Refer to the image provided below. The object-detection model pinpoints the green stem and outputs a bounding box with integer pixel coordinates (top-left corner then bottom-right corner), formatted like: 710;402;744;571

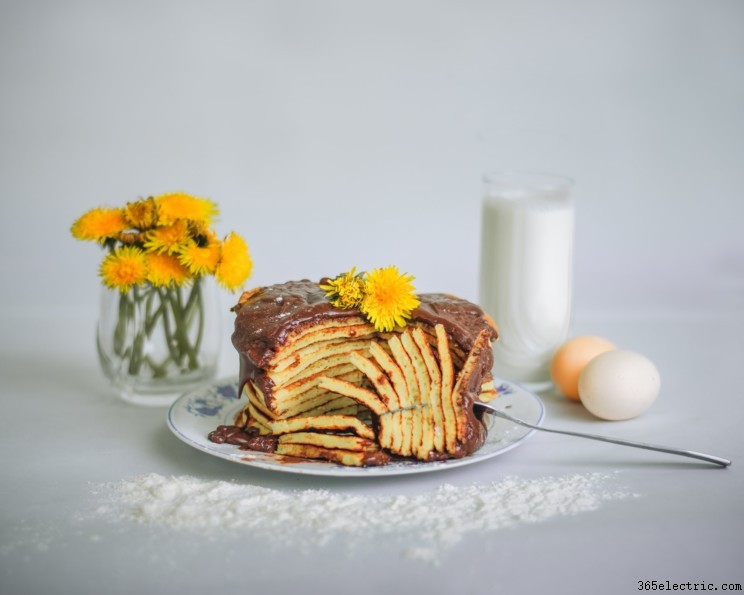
169;286;199;370
127;285;146;375
193;282;205;358
184;276;201;325
158;287;182;367
180;278;205;368
113;291;132;358
144;288;164;335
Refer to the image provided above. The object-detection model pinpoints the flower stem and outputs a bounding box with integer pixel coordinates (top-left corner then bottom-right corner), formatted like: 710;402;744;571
114;291;132;357
168;285;199;370
157;287;182;367
184;276;201;325
193;281;205;357
127;285;146;375
145;288;164;335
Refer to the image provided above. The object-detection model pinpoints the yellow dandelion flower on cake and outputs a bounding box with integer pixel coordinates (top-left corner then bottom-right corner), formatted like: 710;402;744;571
215;232;253;292
154;192;218;226
71;207;129;243
146;252;190;287
124;198;158;230
99;246;148;293
178;236;221;276
360;266;420;333
143;220;190;254
321;267;365;309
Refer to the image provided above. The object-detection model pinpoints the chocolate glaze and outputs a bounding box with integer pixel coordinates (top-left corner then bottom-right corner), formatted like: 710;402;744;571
208;425;394;466
229;279;498;463
208;425;279;453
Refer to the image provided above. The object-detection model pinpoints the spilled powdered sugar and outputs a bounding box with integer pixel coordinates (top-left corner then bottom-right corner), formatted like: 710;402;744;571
92;472;636;563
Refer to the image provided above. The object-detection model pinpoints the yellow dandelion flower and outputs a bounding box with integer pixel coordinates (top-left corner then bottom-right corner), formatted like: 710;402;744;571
360;266;420;333
146;252;190;287
178;237;221;276
124;197;158;230
71;207;128;243
143;220;190;254
154;192;218;226
215;232;253;292
99;246;148;293
320;267;365;310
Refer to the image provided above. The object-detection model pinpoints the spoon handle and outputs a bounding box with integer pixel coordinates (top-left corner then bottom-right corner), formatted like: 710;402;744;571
476;402;731;468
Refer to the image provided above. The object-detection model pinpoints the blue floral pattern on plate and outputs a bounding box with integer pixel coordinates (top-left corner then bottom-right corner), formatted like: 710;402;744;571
185;379;239;418
495;382;514;397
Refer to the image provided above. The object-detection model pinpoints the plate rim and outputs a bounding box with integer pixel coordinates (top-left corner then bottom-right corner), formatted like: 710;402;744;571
166;376;544;477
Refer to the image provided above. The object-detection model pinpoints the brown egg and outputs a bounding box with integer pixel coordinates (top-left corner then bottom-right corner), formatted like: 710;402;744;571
551;335;616;400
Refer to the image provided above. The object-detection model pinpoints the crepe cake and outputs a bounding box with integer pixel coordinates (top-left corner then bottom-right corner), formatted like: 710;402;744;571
209;279;500;466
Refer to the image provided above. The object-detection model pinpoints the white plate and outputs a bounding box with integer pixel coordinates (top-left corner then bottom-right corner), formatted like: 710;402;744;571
167;377;544;477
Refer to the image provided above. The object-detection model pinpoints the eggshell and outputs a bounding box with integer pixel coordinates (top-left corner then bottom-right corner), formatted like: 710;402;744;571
551;336;616;400
578;350;660;420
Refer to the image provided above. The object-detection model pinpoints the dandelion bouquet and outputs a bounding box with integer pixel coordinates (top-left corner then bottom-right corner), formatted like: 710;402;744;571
72;192;252;403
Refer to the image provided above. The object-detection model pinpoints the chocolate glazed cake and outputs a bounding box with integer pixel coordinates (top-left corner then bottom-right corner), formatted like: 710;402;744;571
209;279;499;466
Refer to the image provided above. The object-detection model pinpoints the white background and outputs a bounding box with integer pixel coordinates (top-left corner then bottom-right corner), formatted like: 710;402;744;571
1;2;742;594
2;0;742;317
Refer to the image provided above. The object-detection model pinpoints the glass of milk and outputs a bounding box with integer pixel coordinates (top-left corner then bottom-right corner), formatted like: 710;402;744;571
479;171;575;391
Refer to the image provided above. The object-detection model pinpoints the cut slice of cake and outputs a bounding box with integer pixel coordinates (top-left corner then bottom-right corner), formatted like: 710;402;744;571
209;279;499;466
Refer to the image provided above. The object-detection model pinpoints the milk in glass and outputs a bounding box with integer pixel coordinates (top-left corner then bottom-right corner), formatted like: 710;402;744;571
479;172;574;390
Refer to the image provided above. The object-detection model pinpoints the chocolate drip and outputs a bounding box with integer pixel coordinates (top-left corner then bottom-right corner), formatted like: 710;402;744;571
208;425;278;453
208;425;394;466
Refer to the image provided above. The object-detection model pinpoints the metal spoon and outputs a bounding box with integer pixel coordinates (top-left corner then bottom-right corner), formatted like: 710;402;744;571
475;401;731;468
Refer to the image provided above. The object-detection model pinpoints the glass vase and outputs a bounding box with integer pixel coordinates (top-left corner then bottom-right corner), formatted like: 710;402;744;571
96;276;221;406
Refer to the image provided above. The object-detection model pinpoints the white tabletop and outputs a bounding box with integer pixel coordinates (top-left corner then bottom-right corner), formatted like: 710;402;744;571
1;306;741;595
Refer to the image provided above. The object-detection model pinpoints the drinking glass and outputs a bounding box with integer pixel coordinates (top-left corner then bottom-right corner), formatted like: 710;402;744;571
479;171;575;391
